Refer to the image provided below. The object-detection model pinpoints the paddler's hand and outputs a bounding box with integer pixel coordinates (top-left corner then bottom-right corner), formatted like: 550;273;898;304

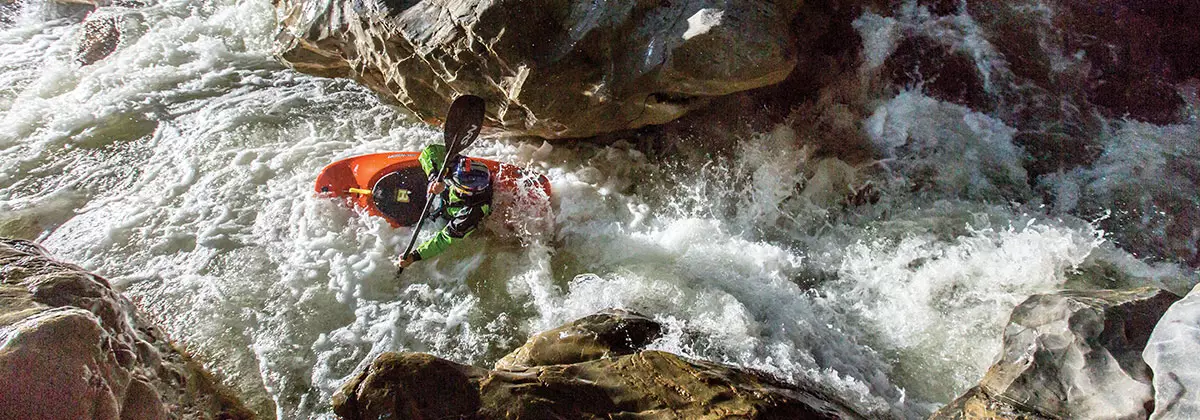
428;181;445;195
396;254;416;268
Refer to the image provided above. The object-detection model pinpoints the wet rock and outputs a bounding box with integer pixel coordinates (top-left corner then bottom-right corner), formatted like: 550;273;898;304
965;0;1190;125
1013;131;1102;178
75;13;122;65
935;288;1180;419
930;386;1050;420
1144;283;1200;419
334;310;865;419
495;308;662;370
881;36;990;112
0;238;253;420
274;0;800;139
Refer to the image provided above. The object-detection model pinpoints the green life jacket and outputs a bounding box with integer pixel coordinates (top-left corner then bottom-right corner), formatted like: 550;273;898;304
412;144;493;260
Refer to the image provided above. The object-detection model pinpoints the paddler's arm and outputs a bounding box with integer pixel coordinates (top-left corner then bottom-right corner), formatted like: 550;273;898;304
419;143;448;177
407;202;491;263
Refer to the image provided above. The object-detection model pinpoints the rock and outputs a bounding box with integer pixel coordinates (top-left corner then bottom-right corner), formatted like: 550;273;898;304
274;0;800;139
930;386;1051;420
880;36;990;112
965;0;1190;125
75;13;122;65
0;238;253;420
1144;283;1200;419
494;308;662;370
1012;131;1102;178
935;288;1180;419
334;310;865;419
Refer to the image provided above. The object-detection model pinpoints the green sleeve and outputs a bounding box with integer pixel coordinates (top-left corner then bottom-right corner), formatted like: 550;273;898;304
413;202;490;260
419;143;448;177
413;229;459;260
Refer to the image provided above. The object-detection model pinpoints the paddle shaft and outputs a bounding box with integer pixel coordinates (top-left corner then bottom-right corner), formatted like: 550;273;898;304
395;94;484;277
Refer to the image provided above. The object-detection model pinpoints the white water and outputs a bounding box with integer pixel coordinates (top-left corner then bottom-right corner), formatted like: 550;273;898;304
2;0;1197;418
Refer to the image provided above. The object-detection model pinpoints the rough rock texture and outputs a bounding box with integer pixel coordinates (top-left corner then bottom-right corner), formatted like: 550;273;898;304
1144;283;1200;420
333;310;864;419
930;386;1051;420
494;308;662;370
75;12;123;65
274;0;801;138
932;288;1180;420
0;238;253;420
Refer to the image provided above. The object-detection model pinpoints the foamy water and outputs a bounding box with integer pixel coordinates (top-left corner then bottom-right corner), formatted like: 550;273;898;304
2;0;1197;418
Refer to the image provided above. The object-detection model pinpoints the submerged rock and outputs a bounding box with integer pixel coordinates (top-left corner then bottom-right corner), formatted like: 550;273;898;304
1144;283;1200;420
274;0;800;139
0;238;253;420
334;310;864;419
933;288;1180;419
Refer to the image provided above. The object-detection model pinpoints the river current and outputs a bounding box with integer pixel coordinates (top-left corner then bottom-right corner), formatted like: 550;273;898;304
1;0;1197;418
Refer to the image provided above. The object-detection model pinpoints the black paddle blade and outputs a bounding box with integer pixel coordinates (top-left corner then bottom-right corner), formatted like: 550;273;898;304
443;94;486;157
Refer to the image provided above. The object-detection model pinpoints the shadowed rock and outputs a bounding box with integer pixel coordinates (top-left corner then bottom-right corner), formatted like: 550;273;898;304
0;238;253;420
334;309;865;419
932;287;1180;419
274;0;801;139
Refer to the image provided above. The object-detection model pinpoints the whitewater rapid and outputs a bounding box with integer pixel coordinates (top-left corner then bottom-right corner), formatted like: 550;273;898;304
2;0;1197;418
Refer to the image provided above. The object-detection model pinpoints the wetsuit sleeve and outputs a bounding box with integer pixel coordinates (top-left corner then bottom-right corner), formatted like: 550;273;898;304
413;202;491;260
419;144;448;177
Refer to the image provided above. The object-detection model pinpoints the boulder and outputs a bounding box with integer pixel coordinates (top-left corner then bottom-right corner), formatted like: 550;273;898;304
1144;283;1200;419
274;0;801;139
494;308;662;370
933;288;1180;419
334;310;865;419
0;238;253;420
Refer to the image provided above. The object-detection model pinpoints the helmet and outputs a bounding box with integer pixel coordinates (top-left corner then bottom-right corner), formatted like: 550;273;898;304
446;157;491;196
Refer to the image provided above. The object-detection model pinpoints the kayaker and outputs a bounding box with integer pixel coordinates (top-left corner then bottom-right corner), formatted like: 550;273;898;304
396;143;493;268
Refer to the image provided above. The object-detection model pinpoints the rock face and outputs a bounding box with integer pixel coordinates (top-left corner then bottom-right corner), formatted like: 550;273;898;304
274;0;800;139
1144;283;1200;420
333;310;864;419
932;288;1181;420
0;239;252;420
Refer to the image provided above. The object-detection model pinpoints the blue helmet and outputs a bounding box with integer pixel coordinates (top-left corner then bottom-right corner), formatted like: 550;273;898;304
446;158;491;196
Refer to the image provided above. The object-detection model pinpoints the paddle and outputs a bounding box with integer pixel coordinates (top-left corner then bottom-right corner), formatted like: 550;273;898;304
396;94;486;277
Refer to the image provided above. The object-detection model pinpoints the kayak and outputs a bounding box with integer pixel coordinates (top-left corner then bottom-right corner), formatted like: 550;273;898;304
314;152;552;228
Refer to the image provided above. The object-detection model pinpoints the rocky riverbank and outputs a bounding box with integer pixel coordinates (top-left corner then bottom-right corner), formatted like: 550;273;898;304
0;238;253;419
4;238;1200;419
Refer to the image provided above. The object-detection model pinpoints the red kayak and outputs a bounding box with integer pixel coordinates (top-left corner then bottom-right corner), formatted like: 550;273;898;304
314;152;552;228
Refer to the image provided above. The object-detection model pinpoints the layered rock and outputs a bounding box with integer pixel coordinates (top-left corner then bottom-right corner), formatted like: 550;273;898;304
333;310;865;419
0;239;252;420
932;288;1181;420
274;0;801;138
1144;283;1200;419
